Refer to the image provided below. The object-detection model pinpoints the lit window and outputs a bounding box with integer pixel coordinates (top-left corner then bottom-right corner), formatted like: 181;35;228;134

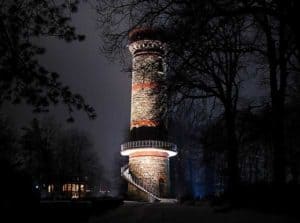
80;184;85;192
48;184;54;193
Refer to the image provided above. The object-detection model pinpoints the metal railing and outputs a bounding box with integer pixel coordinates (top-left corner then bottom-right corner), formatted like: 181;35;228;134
121;164;178;203
121;140;177;152
121;164;160;200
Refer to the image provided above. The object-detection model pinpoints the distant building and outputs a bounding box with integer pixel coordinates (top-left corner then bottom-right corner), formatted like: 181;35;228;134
42;176;90;199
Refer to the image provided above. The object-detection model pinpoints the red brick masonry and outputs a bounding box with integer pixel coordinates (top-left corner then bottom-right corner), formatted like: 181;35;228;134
132;82;157;91
131;119;159;128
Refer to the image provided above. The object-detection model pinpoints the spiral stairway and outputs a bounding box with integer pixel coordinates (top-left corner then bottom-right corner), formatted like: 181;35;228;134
121;164;177;203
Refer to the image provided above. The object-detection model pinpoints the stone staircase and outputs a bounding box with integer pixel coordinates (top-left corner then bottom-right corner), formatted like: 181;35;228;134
121;164;177;203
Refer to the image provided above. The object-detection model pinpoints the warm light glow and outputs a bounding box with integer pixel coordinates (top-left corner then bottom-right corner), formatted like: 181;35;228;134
132;82;158;91
62;183;85;192
72;194;79;199
131;119;159;128
62;183;86;199
48;184;54;193
121;147;177;157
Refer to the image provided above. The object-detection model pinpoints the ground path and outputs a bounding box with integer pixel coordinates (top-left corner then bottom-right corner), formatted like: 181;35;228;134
89;201;299;223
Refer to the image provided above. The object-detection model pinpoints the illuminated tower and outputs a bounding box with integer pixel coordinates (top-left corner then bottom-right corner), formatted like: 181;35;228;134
120;28;177;202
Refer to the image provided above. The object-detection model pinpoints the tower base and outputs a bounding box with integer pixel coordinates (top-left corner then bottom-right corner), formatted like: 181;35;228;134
128;150;170;201
127;184;150;202
121;141;177;202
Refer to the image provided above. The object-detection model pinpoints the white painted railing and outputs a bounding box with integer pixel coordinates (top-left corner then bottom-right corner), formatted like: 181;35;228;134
121;164;177;203
121;164;160;201
121;140;177;152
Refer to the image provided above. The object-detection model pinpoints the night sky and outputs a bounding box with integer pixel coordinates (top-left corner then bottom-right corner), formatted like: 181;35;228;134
1;3;130;193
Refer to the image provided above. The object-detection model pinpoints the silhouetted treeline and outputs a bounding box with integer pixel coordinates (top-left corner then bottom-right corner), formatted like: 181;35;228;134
0;116;104;208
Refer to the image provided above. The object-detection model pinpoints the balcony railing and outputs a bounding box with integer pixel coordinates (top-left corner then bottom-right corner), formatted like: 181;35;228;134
121;140;177;153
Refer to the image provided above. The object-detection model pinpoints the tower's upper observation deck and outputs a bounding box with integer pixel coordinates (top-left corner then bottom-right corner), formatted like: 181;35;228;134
128;27;166;43
128;27;166;55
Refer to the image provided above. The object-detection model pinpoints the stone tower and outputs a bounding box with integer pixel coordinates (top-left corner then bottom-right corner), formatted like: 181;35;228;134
120;27;177;202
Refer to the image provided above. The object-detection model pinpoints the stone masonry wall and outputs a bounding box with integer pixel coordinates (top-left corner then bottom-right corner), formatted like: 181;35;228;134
128;153;170;201
130;50;166;129
127;183;149;201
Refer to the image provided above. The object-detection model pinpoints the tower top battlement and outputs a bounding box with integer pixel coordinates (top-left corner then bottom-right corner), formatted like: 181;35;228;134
128;39;166;55
128;27;166;43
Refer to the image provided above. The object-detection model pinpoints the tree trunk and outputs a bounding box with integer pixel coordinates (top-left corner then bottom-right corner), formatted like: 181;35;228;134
271;9;288;186
271;91;286;186
225;109;239;196
262;11;287;186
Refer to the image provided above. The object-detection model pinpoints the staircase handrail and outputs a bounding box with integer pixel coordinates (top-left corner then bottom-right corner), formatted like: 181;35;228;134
121;164;160;201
